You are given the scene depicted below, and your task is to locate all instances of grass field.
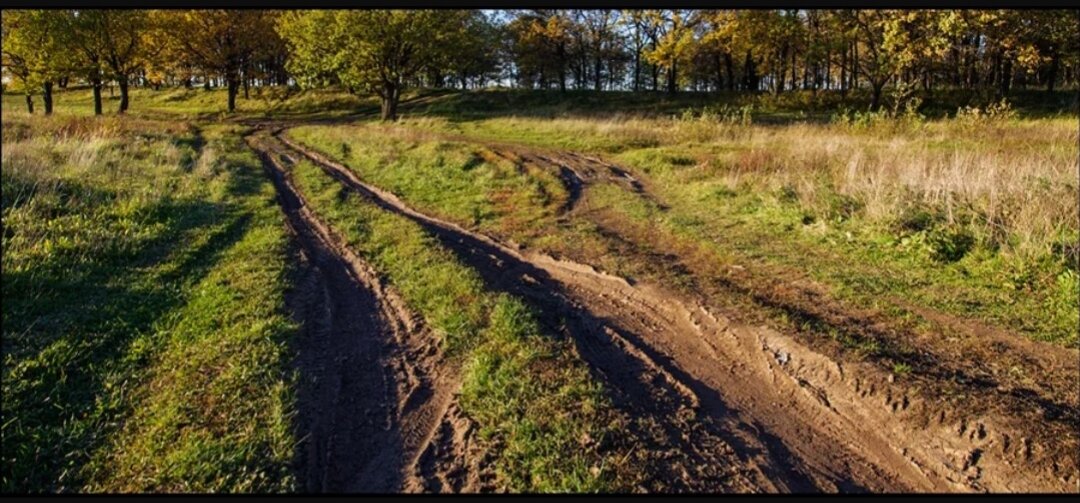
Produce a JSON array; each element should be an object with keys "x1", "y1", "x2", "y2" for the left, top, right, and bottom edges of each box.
[
  {"x1": 287, "y1": 105, "x2": 1079, "y2": 346},
  {"x1": 2, "y1": 116, "x2": 297, "y2": 491},
  {"x1": 2, "y1": 85, "x2": 1077, "y2": 493}
]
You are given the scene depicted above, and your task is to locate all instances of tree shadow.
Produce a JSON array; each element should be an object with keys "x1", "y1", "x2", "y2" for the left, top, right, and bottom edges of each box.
[{"x1": 2, "y1": 197, "x2": 254, "y2": 492}]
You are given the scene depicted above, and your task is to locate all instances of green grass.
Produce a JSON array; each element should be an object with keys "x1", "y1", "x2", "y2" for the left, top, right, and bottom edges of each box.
[
  {"x1": 287, "y1": 107, "x2": 1076, "y2": 347},
  {"x1": 289, "y1": 157, "x2": 615, "y2": 492},
  {"x1": 3, "y1": 84, "x2": 1076, "y2": 493},
  {"x1": 287, "y1": 124, "x2": 569, "y2": 243},
  {"x1": 0, "y1": 85, "x2": 379, "y2": 120},
  {"x1": 2, "y1": 115, "x2": 297, "y2": 492}
]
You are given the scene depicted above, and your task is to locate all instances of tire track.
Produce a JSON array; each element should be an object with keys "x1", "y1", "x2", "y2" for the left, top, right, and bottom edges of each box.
[
  {"x1": 245, "y1": 129, "x2": 483, "y2": 493},
  {"x1": 271, "y1": 128, "x2": 898, "y2": 492}
]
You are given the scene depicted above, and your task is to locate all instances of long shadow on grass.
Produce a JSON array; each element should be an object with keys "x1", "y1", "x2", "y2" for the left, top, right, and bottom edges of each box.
[{"x1": 1, "y1": 200, "x2": 253, "y2": 492}]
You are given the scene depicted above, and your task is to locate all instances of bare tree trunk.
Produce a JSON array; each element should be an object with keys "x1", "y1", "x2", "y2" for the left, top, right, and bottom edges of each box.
[
  {"x1": 118, "y1": 75, "x2": 130, "y2": 113},
  {"x1": 870, "y1": 80, "x2": 885, "y2": 111},
  {"x1": 25, "y1": 94, "x2": 34, "y2": 114},
  {"x1": 92, "y1": 77, "x2": 103, "y2": 116},
  {"x1": 1047, "y1": 51, "x2": 1059, "y2": 93},
  {"x1": 380, "y1": 84, "x2": 400, "y2": 121},
  {"x1": 999, "y1": 56, "x2": 1012, "y2": 97},
  {"x1": 594, "y1": 53, "x2": 603, "y2": 91},
  {"x1": 724, "y1": 52, "x2": 735, "y2": 91},
  {"x1": 840, "y1": 44, "x2": 847, "y2": 95},
  {"x1": 42, "y1": 81, "x2": 53, "y2": 115},
  {"x1": 667, "y1": 62, "x2": 677, "y2": 94},
  {"x1": 633, "y1": 47, "x2": 641, "y2": 91},
  {"x1": 227, "y1": 77, "x2": 239, "y2": 113}
]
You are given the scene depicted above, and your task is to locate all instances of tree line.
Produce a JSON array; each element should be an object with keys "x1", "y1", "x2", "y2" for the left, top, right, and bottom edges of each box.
[{"x1": 3, "y1": 9, "x2": 1077, "y2": 120}]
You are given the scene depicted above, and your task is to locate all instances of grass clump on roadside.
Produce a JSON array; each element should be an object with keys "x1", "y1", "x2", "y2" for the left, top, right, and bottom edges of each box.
[
  {"x1": 2, "y1": 116, "x2": 297, "y2": 492},
  {"x1": 289, "y1": 157, "x2": 615, "y2": 492}
]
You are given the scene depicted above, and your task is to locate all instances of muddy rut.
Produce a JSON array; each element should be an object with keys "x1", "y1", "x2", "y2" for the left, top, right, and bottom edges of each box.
[
  {"x1": 257, "y1": 124, "x2": 1076, "y2": 493},
  {"x1": 246, "y1": 130, "x2": 486, "y2": 493}
]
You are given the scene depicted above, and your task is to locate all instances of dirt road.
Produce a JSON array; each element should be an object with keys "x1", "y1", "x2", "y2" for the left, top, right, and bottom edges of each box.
[
  {"x1": 246, "y1": 130, "x2": 485, "y2": 493},
  {"x1": 249, "y1": 123, "x2": 1078, "y2": 493}
]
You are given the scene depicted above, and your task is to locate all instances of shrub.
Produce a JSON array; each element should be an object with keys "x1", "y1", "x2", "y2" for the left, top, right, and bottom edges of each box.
[{"x1": 926, "y1": 225, "x2": 976, "y2": 262}]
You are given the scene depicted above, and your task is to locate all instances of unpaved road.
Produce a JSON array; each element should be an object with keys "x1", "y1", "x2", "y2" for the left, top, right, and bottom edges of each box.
[
  {"x1": 246, "y1": 130, "x2": 486, "y2": 493},
  {"x1": 250, "y1": 122, "x2": 1078, "y2": 493}
]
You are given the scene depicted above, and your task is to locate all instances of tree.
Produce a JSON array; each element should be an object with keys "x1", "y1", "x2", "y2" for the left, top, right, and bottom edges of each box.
[
  {"x1": 279, "y1": 10, "x2": 467, "y2": 120},
  {"x1": 94, "y1": 11, "x2": 149, "y2": 113},
  {"x1": 578, "y1": 10, "x2": 619, "y2": 91},
  {"x1": 642, "y1": 10, "x2": 699, "y2": 94},
  {"x1": 436, "y1": 11, "x2": 500, "y2": 90},
  {"x1": 837, "y1": 10, "x2": 899, "y2": 111},
  {"x1": 159, "y1": 10, "x2": 279, "y2": 113},
  {"x1": 2, "y1": 10, "x2": 68, "y2": 114}
]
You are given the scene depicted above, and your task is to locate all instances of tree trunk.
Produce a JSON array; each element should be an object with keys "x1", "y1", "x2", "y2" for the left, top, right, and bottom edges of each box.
[
  {"x1": 594, "y1": 54, "x2": 603, "y2": 91},
  {"x1": 840, "y1": 44, "x2": 847, "y2": 95},
  {"x1": 851, "y1": 42, "x2": 858, "y2": 91},
  {"x1": 743, "y1": 50, "x2": 756, "y2": 91},
  {"x1": 25, "y1": 94, "x2": 34, "y2": 114},
  {"x1": 633, "y1": 49, "x2": 641, "y2": 91},
  {"x1": 870, "y1": 80, "x2": 885, "y2": 111},
  {"x1": 1047, "y1": 51, "x2": 1059, "y2": 93},
  {"x1": 42, "y1": 81, "x2": 53, "y2": 115},
  {"x1": 667, "y1": 62, "x2": 677, "y2": 94},
  {"x1": 243, "y1": 76, "x2": 250, "y2": 100},
  {"x1": 724, "y1": 52, "x2": 735, "y2": 91},
  {"x1": 999, "y1": 57, "x2": 1012, "y2": 97},
  {"x1": 92, "y1": 77, "x2": 103, "y2": 116},
  {"x1": 227, "y1": 77, "x2": 239, "y2": 113},
  {"x1": 118, "y1": 75, "x2": 130, "y2": 113},
  {"x1": 380, "y1": 84, "x2": 400, "y2": 121}
]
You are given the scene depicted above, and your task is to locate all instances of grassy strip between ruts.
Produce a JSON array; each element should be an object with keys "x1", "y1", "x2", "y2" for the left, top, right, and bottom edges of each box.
[
  {"x1": 2, "y1": 117, "x2": 297, "y2": 492},
  {"x1": 288, "y1": 156, "x2": 616, "y2": 492}
]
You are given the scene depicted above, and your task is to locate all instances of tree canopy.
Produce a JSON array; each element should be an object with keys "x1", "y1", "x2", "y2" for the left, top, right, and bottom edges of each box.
[{"x1": 3, "y1": 9, "x2": 1077, "y2": 116}]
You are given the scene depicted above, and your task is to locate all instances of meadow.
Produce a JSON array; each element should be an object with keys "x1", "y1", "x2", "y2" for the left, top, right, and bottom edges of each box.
[{"x1": 3, "y1": 85, "x2": 1077, "y2": 493}]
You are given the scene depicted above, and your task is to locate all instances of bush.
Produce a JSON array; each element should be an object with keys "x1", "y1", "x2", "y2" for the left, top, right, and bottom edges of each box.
[
  {"x1": 823, "y1": 192, "x2": 864, "y2": 223},
  {"x1": 893, "y1": 202, "x2": 945, "y2": 234},
  {"x1": 927, "y1": 225, "x2": 976, "y2": 262}
]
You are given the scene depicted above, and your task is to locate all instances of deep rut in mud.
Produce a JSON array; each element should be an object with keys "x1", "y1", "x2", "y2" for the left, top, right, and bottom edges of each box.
[
  {"x1": 246, "y1": 130, "x2": 486, "y2": 493},
  {"x1": 268, "y1": 126, "x2": 1078, "y2": 493}
]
